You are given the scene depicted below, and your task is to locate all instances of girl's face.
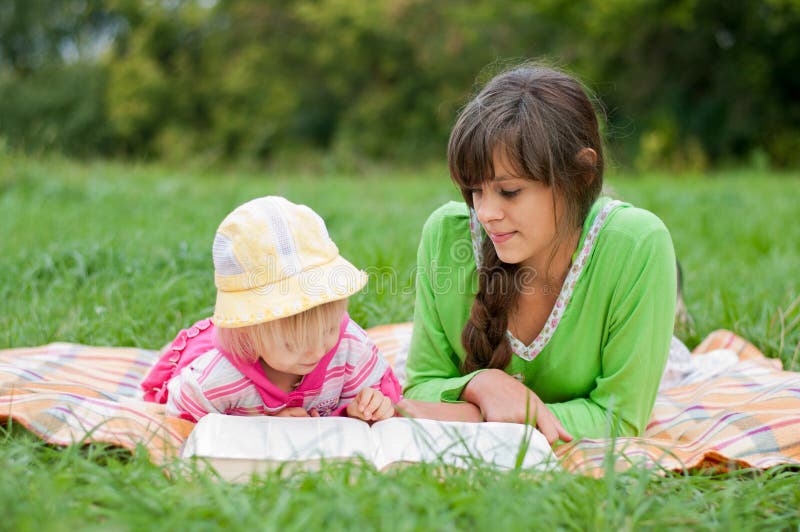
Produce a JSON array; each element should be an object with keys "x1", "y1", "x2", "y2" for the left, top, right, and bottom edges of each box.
[
  {"x1": 471, "y1": 151, "x2": 566, "y2": 272},
  {"x1": 260, "y1": 309, "x2": 344, "y2": 377}
]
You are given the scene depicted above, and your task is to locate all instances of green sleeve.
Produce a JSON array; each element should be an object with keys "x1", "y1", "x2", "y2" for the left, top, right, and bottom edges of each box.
[
  {"x1": 547, "y1": 225, "x2": 677, "y2": 438},
  {"x1": 403, "y1": 210, "x2": 483, "y2": 402}
]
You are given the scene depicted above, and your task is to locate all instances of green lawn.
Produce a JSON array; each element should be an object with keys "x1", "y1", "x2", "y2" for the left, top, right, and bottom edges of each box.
[{"x1": 1, "y1": 156, "x2": 798, "y2": 529}]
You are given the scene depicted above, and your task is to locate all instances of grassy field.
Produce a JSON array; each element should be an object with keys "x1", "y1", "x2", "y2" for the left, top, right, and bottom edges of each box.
[{"x1": 1, "y1": 155, "x2": 799, "y2": 529}]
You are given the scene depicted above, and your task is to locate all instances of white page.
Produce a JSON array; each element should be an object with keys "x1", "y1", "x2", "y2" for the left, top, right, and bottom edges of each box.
[
  {"x1": 182, "y1": 414, "x2": 376, "y2": 463},
  {"x1": 371, "y1": 418, "x2": 558, "y2": 471}
]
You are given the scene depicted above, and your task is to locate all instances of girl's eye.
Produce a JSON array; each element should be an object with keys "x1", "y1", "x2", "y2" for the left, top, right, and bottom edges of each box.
[
  {"x1": 284, "y1": 343, "x2": 295, "y2": 352},
  {"x1": 500, "y1": 189, "x2": 521, "y2": 198}
]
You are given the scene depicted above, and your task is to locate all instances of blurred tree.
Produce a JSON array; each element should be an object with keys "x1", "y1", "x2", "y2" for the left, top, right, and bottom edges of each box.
[
  {"x1": 0, "y1": 0, "x2": 118, "y2": 75},
  {"x1": 0, "y1": 63, "x2": 111, "y2": 155},
  {"x1": 0, "y1": 0, "x2": 798, "y2": 168},
  {"x1": 0, "y1": 0, "x2": 119, "y2": 154},
  {"x1": 542, "y1": 0, "x2": 800, "y2": 168}
]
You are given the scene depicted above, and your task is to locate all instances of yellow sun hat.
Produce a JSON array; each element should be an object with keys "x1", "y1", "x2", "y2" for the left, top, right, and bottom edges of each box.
[{"x1": 211, "y1": 196, "x2": 368, "y2": 328}]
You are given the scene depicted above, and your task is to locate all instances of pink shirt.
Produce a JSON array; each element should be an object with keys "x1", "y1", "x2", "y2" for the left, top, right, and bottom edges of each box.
[{"x1": 141, "y1": 313, "x2": 402, "y2": 422}]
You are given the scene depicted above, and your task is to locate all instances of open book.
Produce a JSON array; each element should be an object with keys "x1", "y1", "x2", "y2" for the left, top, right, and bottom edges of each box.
[{"x1": 181, "y1": 414, "x2": 558, "y2": 481}]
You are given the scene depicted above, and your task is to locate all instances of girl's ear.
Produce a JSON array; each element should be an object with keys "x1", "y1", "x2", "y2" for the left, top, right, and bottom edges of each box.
[
  {"x1": 577, "y1": 147, "x2": 597, "y2": 168},
  {"x1": 577, "y1": 147, "x2": 598, "y2": 184}
]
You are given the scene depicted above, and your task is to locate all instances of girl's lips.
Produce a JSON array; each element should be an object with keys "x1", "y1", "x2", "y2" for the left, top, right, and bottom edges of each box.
[{"x1": 489, "y1": 231, "x2": 516, "y2": 243}]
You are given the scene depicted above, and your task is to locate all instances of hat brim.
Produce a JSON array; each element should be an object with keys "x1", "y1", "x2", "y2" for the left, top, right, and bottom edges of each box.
[{"x1": 212, "y1": 255, "x2": 368, "y2": 328}]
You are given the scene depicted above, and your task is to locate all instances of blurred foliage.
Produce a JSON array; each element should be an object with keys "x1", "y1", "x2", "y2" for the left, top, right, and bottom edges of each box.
[{"x1": 0, "y1": 0, "x2": 798, "y2": 169}]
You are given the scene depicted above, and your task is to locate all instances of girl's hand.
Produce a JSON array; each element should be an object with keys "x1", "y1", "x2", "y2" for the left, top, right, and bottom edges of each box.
[
  {"x1": 274, "y1": 407, "x2": 320, "y2": 417},
  {"x1": 347, "y1": 388, "x2": 395, "y2": 422},
  {"x1": 462, "y1": 369, "x2": 573, "y2": 445}
]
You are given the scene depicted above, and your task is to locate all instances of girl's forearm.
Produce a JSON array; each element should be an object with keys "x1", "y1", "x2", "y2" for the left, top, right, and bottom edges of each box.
[{"x1": 394, "y1": 399, "x2": 483, "y2": 422}]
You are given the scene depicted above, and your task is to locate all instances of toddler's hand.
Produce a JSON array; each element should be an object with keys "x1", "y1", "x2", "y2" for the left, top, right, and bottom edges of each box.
[
  {"x1": 347, "y1": 388, "x2": 394, "y2": 422},
  {"x1": 274, "y1": 407, "x2": 320, "y2": 417}
]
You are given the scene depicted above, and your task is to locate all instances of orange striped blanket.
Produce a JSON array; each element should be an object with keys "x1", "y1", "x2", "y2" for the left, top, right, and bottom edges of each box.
[{"x1": 1, "y1": 326, "x2": 798, "y2": 475}]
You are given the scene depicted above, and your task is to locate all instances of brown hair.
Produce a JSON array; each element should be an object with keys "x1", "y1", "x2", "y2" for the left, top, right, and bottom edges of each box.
[
  {"x1": 216, "y1": 299, "x2": 348, "y2": 363},
  {"x1": 449, "y1": 64, "x2": 604, "y2": 373}
]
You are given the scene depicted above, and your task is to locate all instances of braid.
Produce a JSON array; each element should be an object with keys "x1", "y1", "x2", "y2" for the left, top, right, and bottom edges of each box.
[{"x1": 461, "y1": 237, "x2": 519, "y2": 373}]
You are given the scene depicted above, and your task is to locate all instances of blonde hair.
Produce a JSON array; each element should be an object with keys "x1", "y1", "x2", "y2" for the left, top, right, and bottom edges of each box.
[{"x1": 216, "y1": 299, "x2": 348, "y2": 363}]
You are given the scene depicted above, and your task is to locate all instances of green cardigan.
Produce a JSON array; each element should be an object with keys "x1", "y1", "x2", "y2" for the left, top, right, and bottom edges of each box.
[{"x1": 403, "y1": 197, "x2": 677, "y2": 439}]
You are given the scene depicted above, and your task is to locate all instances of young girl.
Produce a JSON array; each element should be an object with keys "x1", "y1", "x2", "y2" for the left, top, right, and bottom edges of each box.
[
  {"x1": 141, "y1": 196, "x2": 401, "y2": 423},
  {"x1": 400, "y1": 64, "x2": 677, "y2": 444}
]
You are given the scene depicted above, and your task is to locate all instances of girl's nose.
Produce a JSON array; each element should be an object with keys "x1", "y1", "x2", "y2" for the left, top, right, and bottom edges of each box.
[
  {"x1": 475, "y1": 191, "x2": 503, "y2": 225},
  {"x1": 305, "y1": 344, "x2": 326, "y2": 360}
]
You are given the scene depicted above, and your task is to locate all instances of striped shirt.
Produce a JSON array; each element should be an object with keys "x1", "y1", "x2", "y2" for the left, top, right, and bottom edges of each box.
[{"x1": 141, "y1": 313, "x2": 402, "y2": 422}]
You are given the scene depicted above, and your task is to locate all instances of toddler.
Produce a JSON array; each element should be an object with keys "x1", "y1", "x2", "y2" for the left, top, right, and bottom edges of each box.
[{"x1": 142, "y1": 196, "x2": 401, "y2": 422}]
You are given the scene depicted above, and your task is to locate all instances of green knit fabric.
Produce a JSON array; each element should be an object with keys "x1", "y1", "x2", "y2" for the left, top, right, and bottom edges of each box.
[{"x1": 404, "y1": 197, "x2": 677, "y2": 439}]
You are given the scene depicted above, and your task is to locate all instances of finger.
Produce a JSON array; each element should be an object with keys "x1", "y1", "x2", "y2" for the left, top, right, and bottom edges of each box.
[
  {"x1": 363, "y1": 393, "x2": 384, "y2": 419},
  {"x1": 309, "y1": 408, "x2": 320, "y2": 418},
  {"x1": 281, "y1": 407, "x2": 308, "y2": 417},
  {"x1": 374, "y1": 398, "x2": 394, "y2": 421},
  {"x1": 536, "y1": 403, "x2": 572, "y2": 443},
  {"x1": 359, "y1": 388, "x2": 376, "y2": 410},
  {"x1": 542, "y1": 409, "x2": 569, "y2": 444},
  {"x1": 351, "y1": 406, "x2": 368, "y2": 421},
  {"x1": 346, "y1": 401, "x2": 361, "y2": 419},
  {"x1": 555, "y1": 421, "x2": 573, "y2": 442},
  {"x1": 352, "y1": 389, "x2": 366, "y2": 411},
  {"x1": 538, "y1": 418, "x2": 559, "y2": 445},
  {"x1": 557, "y1": 428, "x2": 573, "y2": 442}
]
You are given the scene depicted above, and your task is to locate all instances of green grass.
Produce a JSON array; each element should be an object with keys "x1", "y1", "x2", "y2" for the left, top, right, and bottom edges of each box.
[{"x1": 1, "y1": 155, "x2": 799, "y2": 529}]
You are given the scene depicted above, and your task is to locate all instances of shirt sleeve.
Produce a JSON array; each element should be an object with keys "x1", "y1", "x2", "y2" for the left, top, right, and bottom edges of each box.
[
  {"x1": 375, "y1": 369, "x2": 403, "y2": 403},
  {"x1": 332, "y1": 329, "x2": 404, "y2": 416},
  {"x1": 403, "y1": 210, "x2": 484, "y2": 402},
  {"x1": 546, "y1": 225, "x2": 677, "y2": 438},
  {"x1": 165, "y1": 360, "x2": 226, "y2": 423}
]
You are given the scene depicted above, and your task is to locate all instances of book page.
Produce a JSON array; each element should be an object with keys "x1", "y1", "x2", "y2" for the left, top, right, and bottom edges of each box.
[
  {"x1": 182, "y1": 414, "x2": 376, "y2": 464},
  {"x1": 370, "y1": 418, "x2": 558, "y2": 471}
]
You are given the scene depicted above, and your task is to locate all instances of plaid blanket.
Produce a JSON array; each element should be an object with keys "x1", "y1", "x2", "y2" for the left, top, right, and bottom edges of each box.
[
  {"x1": 0, "y1": 343, "x2": 194, "y2": 464},
  {"x1": 557, "y1": 331, "x2": 799, "y2": 475},
  {"x1": 1, "y1": 327, "x2": 798, "y2": 474}
]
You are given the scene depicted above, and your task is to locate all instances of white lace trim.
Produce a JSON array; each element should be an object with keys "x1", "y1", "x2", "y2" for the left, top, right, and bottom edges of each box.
[{"x1": 468, "y1": 200, "x2": 623, "y2": 361}]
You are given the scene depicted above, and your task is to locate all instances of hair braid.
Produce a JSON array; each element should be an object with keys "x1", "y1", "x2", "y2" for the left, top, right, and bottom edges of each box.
[{"x1": 461, "y1": 237, "x2": 519, "y2": 373}]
